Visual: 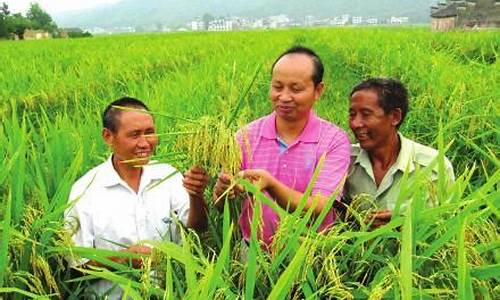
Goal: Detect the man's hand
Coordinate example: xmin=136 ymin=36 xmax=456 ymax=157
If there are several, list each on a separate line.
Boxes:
xmin=238 ymin=169 xmax=274 ymax=191
xmin=365 ymin=209 xmax=392 ymax=230
xmin=237 ymin=169 xmax=329 ymax=216
xmin=214 ymin=172 xmax=244 ymax=198
xmin=121 ymin=245 xmax=152 ymax=269
xmin=184 ymin=166 xmax=209 ymax=231
xmin=183 ymin=166 xmax=209 ymax=200
xmin=84 ymin=245 xmax=152 ymax=270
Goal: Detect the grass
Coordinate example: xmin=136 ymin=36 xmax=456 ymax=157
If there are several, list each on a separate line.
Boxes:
xmin=0 ymin=27 xmax=498 ymax=299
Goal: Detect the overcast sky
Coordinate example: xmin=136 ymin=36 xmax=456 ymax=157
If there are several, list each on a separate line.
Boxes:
xmin=4 ymin=0 xmax=121 ymax=14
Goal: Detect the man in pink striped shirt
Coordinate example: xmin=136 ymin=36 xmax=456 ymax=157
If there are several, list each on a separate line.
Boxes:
xmin=214 ymin=46 xmax=351 ymax=247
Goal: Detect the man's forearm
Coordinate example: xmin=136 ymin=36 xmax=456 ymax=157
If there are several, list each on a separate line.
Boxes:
xmin=266 ymin=177 xmax=327 ymax=216
xmin=187 ymin=196 xmax=208 ymax=231
xmin=84 ymin=253 xmax=143 ymax=270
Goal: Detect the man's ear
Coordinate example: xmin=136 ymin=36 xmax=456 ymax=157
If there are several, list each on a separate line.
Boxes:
xmin=102 ymin=128 xmax=113 ymax=146
xmin=391 ymin=108 xmax=402 ymax=127
xmin=314 ymin=81 xmax=325 ymax=100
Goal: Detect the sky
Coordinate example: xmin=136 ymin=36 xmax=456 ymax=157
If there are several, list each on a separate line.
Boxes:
xmin=4 ymin=0 xmax=121 ymax=14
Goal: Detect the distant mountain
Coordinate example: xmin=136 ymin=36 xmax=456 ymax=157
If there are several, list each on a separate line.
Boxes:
xmin=55 ymin=0 xmax=437 ymax=28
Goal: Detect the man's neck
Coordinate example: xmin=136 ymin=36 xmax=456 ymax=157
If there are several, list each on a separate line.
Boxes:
xmin=275 ymin=115 xmax=309 ymax=145
xmin=369 ymin=132 xmax=401 ymax=171
xmin=112 ymin=155 xmax=143 ymax=193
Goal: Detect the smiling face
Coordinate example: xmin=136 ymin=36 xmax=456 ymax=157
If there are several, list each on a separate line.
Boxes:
xmin=103 ymin=110 xmax=158 ymax=167
xmin=349 ymin=89 xmax=401 ymax=152
xmin=270 ymin=53 xmax=324 ymax=123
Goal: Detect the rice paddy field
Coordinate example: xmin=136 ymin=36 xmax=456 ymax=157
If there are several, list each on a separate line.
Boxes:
xmin=0 ymin=27 xmax=499 ymax=299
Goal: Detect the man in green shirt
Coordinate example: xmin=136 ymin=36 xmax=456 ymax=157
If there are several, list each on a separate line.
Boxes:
xmin=345 ymin=78 xmax=454 ymax=228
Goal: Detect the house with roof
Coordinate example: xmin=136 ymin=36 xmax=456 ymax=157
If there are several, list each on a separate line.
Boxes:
xmin=431 ymin=0 xmax=500 ymax=30
xmin=23 ymin=29 xmax=52 ymax=40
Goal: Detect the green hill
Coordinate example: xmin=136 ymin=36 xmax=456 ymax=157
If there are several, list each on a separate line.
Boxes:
xmin=55 ymin=0 xmax=437 ymax=28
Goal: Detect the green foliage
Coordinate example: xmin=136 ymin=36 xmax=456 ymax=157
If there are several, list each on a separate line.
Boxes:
xmin=0 ymin=2 xmax=9 ymax=38
xmin=6 ymin=13 xmax=32 ymax=39
xmin=0 ymin=2 xmax=59 ymax=39
xmin=0 ymin=28 xmax=498 ymax=298
xmin=26 ymin=3 xmax=56 ymax=33
xmin=67 ymin=30 xmax=92 ymax=38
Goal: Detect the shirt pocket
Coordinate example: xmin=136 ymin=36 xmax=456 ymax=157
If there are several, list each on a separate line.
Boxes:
xmin=143 ymin=192 xmax=177 ymax=242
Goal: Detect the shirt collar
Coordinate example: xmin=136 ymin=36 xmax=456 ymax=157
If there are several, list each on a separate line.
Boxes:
xmin=353 ymin=132 xmax=416 ymax=173
xmin=392 ymin=132 xmax=416 ymax=173
xmin=261 ymin=110 xmax=320 ymax=143
xmin=353 ymin=145 xmax=372 ymax=173
xmin=98 ymin=155 xmax=166 ymax=188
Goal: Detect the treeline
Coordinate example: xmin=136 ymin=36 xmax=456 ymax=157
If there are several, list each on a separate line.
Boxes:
xmin=0 ymin=2 xmax=91 ymax=40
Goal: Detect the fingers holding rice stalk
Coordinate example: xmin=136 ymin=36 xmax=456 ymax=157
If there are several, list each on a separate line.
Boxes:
xmin=174 ymin=116 xmax=242 ymax=177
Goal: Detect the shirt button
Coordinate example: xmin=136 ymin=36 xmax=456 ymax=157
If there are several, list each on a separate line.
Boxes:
xmin=283 ymin=164 xmax=287 ymax=168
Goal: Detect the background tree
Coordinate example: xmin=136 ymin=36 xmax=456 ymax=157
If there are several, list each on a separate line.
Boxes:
xmin=0 ymin=2 xmax=10 ymax=38
xmin=0 ymin=2 xmax=8 ymax=15
xmin=9 ymin=13 xmax=32 ymax=39
xmin=26 ymin=2 xmax=56 ymax=33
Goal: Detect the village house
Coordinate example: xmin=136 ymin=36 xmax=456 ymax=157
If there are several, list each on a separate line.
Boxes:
xmin=208 ymin=19 xmax=234 ymax=31
xmin=431 ymin=0 xmax=500 ymax=31
xmin=189 ymin=20 xmax=204 ymax=31
xmin=352 ymin=16 xmax=363 ymax=25
xmin=58 ymin=28 xmax=83 ymax=38
xmin=23 ymin=29 xmax=52 ymax=40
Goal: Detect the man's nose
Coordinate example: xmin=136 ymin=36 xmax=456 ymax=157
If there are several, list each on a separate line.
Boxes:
xmin=349 ymin=115 xmax=363 ymax=129
xmin=278 ymin=89 xmax=292 ymax=101
xmin=137 ymin=135 xmax=150 ymax=147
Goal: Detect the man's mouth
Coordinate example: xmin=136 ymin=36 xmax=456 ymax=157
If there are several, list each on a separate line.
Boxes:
xmin=135 ymin=151 xmax=150 ymax=158
xmin=277 ymin=105 xmax=294 ymax=113
xmin=355 ymin=132 xmax=370 ymax=141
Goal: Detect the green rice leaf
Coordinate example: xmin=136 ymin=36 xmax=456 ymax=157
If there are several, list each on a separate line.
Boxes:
xmin=267 ymin=240 xmax=310 ymax=300
xmin=0 ymin=192 xmax=12 ymax=288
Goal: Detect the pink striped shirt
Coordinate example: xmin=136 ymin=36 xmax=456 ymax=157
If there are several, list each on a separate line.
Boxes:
xmin=237 ymin=111 xmax=351 ymax=246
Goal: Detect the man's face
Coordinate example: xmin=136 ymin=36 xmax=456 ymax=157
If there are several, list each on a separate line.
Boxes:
xmin=349 ymin=89 xmax=400 ymax=152
xmin=103 ymin=110 xmax=158 ymax=167
xmin=269 ymin=53 xmax=324 ymax=123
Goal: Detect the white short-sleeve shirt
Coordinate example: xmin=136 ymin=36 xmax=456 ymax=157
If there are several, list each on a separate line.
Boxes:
xmin=65 ymin=156 xmax=190 ymax=266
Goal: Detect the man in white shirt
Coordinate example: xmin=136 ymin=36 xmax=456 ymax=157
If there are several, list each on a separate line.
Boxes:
xmin=65 ymin=97 xmax=208 ymax=297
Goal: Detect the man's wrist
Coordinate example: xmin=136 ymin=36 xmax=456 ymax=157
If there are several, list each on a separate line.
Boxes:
xmin=189 ymin=193 xmax=204 ymax=202
xmin=265 ymin=174 xmax=279 ymax=194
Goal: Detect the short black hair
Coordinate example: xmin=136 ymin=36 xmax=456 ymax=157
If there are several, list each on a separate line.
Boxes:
xmin=102 ymin=97 xmax=150 ymax=133
xmin=271 ymin=46 xmax=324 ymax=86
xmin=350 ymin=78 xmax=409 ymax=128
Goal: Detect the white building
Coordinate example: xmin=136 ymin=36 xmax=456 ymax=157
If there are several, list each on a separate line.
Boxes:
xmin=304 ymin=15 xmax=316 ymax=26
xmin=331 ymin=14 xmax=349 ymax=26
xmin=189 ymin=20 xmax=205 ymax=31
xmin=267 ymin=14 xmax=291 ymax=28
xmin=251 ymin=19 xmax=265 ymax=29
xmin=366 ymin=18 xmax=378 ymax=25
xmin=390 ymin=16 xmax=409 ymax=24
xmin=352 ymin=16 xmax=363 ymax=25
xmin=208 ymin=19 xmax=234 ymax=31
xmin=227 ymin=16 xmax=248 ymax=30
